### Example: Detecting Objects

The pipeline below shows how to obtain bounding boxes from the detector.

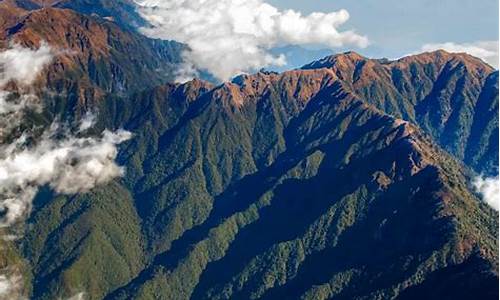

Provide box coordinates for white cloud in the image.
[134,0,368,81]
[0,42,53,86]
[0,91,34,115]
[0,43,51,140]
[78,112,97,133]
[421,41,499,68]
[174,59,199,83]
[0,273,23,299]
[0,44,132,298]
[0,43,132,228]
[0,126,132,227]
[0,92,42,140]
[63,291,85,300]
[473,176,499,211]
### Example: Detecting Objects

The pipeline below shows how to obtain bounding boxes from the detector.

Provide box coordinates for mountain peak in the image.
[303,49,493,75]
[398,49,494,72]
[0,3,498,299]
[1,4,184,103]
[340,50,366,59]
[219,68,339,107]
[301,50,367,70]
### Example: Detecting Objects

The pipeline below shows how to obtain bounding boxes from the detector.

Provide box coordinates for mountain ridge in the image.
[12,52,500,299]
[96,72,497,299]
[301,50,498,176]
[0,4,497,299]
[1,3,184,106]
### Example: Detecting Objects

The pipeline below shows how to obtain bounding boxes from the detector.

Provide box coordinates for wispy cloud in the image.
[0,43,132,227]
[0,43,53,140]
[473,176,499,211]
[0,43,132,297]
[0,42,53,86]
[0,273,23,299]
[134,0,368,81]
[64,292,86,300]
[0,125,132,226]
[421,41,499,68]
[78,111,97,133]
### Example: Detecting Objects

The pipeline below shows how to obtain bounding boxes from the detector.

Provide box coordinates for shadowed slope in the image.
[84,70,496,300]
[303,51,498,175]
[6,43,497,299]
[1,3,184,106]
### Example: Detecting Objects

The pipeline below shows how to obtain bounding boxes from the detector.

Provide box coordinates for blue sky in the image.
[269,0,499,59]
[136,0,498,81]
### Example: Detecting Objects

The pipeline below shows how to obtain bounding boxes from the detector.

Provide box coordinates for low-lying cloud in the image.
[0,43,52,140]
[0,43,132,297]
[473,176,499,211]
[0,125,132,227]
[134,0,368,82]
[0,42,53,86]
[0,273,23,299]
[421,41,499,69]
[62,291,86,300]
[0,43,132,226]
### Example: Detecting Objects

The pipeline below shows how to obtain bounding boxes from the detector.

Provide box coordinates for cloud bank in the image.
[0,42,53,86]
[0,43,131,227]
[0,273,23,299]
[0,43,131,297]
[473,176,499,211]
[421,41,499,68]
[0,126,132,226]
[134,0,368,81]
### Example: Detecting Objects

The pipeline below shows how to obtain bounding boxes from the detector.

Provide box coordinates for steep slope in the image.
[17,64,498,299]
[13,0,147,30]
[21,79,216,299]
[0,0,29,40]
[103,72,497,300]
[22,184,145,299]
[1,4,184,104]
[303,51,498,176]
[54,0,145,30]
[0,6,496,296]
[464,71,499,174]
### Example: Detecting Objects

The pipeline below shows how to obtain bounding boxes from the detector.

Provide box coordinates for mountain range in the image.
[0,1,498,299]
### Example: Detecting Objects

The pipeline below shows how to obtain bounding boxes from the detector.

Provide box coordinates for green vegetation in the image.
[0,6,497,298]
[20,59,499,299]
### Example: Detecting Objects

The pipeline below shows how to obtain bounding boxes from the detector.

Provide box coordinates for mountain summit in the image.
[16,50,498,299]
[0,2,497,300]
[303,50,498,176]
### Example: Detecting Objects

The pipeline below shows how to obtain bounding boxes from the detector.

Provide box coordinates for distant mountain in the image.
[0,4,497,300]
